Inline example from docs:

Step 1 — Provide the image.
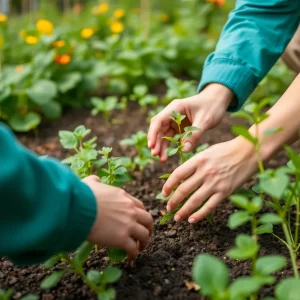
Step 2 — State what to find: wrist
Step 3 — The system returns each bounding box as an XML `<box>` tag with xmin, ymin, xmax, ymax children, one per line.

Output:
<box><xmin>202</xmin><ymin>83</ymin><xmax>235</xmax><ymax>109</ymax></box>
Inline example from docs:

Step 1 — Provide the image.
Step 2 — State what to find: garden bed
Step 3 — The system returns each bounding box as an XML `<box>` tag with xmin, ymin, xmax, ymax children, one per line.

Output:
<box><xmin>0</xmin><ymin>103</ymin><xmax>298</xmax><ymax>300</ymax></box>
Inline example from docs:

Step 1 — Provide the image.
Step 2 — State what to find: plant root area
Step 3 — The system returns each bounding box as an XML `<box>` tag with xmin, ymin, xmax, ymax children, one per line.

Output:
<box><xmin>1</xmin><ymin>104</ymin><xmax>299</xmax><ymax>300</ymax></box>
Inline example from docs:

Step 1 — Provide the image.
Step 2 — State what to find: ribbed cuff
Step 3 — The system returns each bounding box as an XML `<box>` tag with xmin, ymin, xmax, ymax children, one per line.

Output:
<box><xmin>62</xmin><ymin>178</ymin><xmax>97</xmax><ymax>252</ymax></box>
<box><xmin>198</xmin><ymin>58</ymin><xmax>258</xmax><ymax>112</ymax></box>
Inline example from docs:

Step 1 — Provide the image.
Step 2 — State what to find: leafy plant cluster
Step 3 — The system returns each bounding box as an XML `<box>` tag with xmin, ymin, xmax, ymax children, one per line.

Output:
<box><xmin>36</xmin><ymin>125</ymin><xmax>131</xmax><ymax>300</ymax></box>
<box><xmin>192</xmin><ymin>100</ymin><xmax>300</xmax><ymax>299</ymax></box>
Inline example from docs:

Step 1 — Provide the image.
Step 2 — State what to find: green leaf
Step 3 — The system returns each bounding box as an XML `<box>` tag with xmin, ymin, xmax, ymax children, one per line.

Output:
<box><xmin>264</xmin><ymin>127</ymin><xmax>283</xmax><ymax>136</ymax></box>
<box><xmin>113</xmin><ymin>167</ymin><xmax>128</xmax><ymax>175</ymax></box>
<box><xmin>101</xmin><ymin>267</ymin><xmax>122</xmax><ymax>284</ymax></box>
<box><xmin>108</xmin><ymin>248</ymin><xmax>127</xmax><ymax>263</ymax></box>
<box><xmin>74</xmin><ymin>125</ymin><xmax>91</xmax><ymax>138</ymax></box>
<box><xmin>71</xmin><ymin>159</ymin><xmax>85</xmax><ymax>171</ymax></box>
<box><xmin>42</xmin><ymin>101</ymin><xmax>62</xmax><ymax>119</ymax></box>
<box><xmin>73</xmin><ymin>241</ymin><xmax>93</xmax><ymax>267</ymax></box>
<box><xmin>163</xmin><ymin>136</ymin><xmax>178</xmax><ymax>144</ymax></box>
<box><xmin>156</xmin><ymin>192</ymin><xmax>172</xmax><ymax>202</ymax></box>
<box><xmin>227</xmin><ymin>234</ymin><xmax>259</xmax><ymax>260</ymax></box>
<box><xmin>160</xmin><ymin>210</ymin><xmax>176</xmax><ymax>224</ymax></box>
<box><xmin>40</xmin><ymin>271</ymin><xmax>65</xmax><ymax>289</ymax></box>
<box><xmin>0</xmin><ymin>289</ymin><xmax>13</xmax><ymax>300</ymax></box>
<box><xmin>0</xmin><ymin>85</ymin><xmax>11</xmax><ymax>102</ymax></box>
<box><xmin>59</xmin><ymin>131</ymin><xmax>78</xmax><ymax>149</ymax></box>
<box><xmin>229</xmin><ymin>277</ymin><xmax>262</xmax><ymax>299</ymax></box>
<box><xmin>231</xmin><ymin>111</ymin><xmax>253</xmax><ymax>123</ymax></box>
<box><xmin>255</xmin><ymin>255</ymin><xmax>286</xmax><ymax>275</ymax></box>
<box><xmin>260</xmin><ymin>170</ymin><xmax>289</xmax><ymax>199</ymax></box>
<box><xmin>228</xmin><ymin>211</ymin><xmax>251</xmax><ymax>229</ymax></box>
<box><xmin>20</xmin><ymin>295</ymin><xmax>39</xmax><ymax>300</ymax></box>
<box><xmin>121</xmin><ymin>138</ymin><xmax>135</xmax><ymax>146</ymax></box>
<box><xmin>259</xmin><ymin>213</ymin><xmax>282</xmax><ymax>225</ymax></box>
<box><xmin>231</xmin><ymin>125</ymin><xmax>257</xmax><ymax>145</ymax></box>
<box><xmin>9</xmin><ymin>112</ymin><xmax>41</xmax><ymax>132</ymax></box>
<box><xmin>44</xmin><ymin>254</ymin><xmax>62</xmax><ymax>269</ymax></box>
<box><xmin>285</xmin><ymin>146</ymin><xmax>300</xmax><ymax>170</ymax></box>
<box><xmin>255</xmin><ymin>224</ymin><xmax>273</xmax><ymax>235</ymax></box>
<box><xmin>275</xmin><ymin>278</ymin><xmax>300</xmax><ymax>300</ymax></box>
<box><xmin>159</xmin><ymin>174</ymin><xmax>171</xmax><ymax>179</ymax></box>
<box><xmin>57</xmin><ymin>72</ymin><xmax>82</xmax><ymax>93</ymax></box>
<box><xmin>165</xmin><ymin>147</ymin><xmax>178</xmax><ymax>157</ymax></box>
<box><xmin>248</xmin><ymin>196</ymin><xmax>263</xmax><ymax>214</ymax></box>
<box><xmin>192</xmin><ymin>254</ymin><xmax>229</xmax><ymax>297</ymax></box>
<box><xmin>195</xmin><ymin>144</ymin><xmax>209</xmax><ymax>153</ymax></box>
<box><xmin>184</xmin><ymin>126</ymin><xmax>201</xmax><ymax>132</ymax></box>
<box><xmin>133</xmin><ymin>85</ymin><xmax>148</xmax><ymax>97</ymax></box>
<box><xmin>87</xmin><ymin>270</ymin><xmax>102</xmax><ymax>285</ymax></box>
<box><xmin>97</xmin><ymin>288</ymin><xmax>116</xmax><ymax>300</ymax></box>
<box><xmin>230</xmin><ymin>195</ymin><xmax>249</xmax><ymax>210</ymax></box>
<box><xmin>27</xmin><ymin>80</ymin><xmax>57</xmax><ymax>105</ymax></box>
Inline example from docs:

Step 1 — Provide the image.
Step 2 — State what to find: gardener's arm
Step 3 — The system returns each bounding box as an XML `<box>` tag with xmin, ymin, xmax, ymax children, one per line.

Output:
<box><xmin>148</xmin><ymin>0</ymin><xmax>300</xmax><ymax>158</ymax></box>
<box><xmin>0</xmin><ymin>125</ymin><xmax>152</xmax><ymax>265</ymax></box>
<box><xmin>164</xmin><ymin>74</ymin><xmax>300</xmax><ymax>223</ymax></box>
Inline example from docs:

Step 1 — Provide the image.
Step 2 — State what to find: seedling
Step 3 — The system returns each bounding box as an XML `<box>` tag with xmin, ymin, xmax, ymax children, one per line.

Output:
<box><xmin>121</xmin><ymin>130</ymin><xmax>157</xmax><ymax>171</ymax></box>
<box><xmin>91</xmin><ymin>96</ymin><xmax>124</xmax><ymax>121</ymax></box>
<box><xmin>129</xmin><ymin>85</ymin><xmax>158</xmax><ymax>108</ymax></box>
<box><xmin>0</xmin><ymin>290</ymin><xmax>38</xmax><ymax>300</ymax></box>
<box><xmin>41</xmin><ymin>126</ymin><xmax>130</xmax><ymax>299</ymax></box>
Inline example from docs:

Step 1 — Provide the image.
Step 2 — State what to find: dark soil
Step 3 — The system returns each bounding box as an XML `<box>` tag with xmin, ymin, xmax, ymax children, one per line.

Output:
<box><xmin>0</xmin><ymin>103</ymin><xmax>299</xmax><ymax>300</ymax></box>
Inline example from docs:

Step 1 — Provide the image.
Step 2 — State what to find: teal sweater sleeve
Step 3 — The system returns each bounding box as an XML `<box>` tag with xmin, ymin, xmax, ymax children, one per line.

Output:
<box><xmin>198</xmin><ymin>0</ymin><xmax>300</xmax><ymax>111</ymax></box>
<box><xmin>0</xmin><ymin>124</ymin><xmax>97</xmax><ymax>265</ymax></box>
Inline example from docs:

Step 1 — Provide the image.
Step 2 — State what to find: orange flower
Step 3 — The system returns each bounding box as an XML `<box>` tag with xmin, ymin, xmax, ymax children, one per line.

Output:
<box><xmin>15</xmin><ymin>65</ymin><xmax>24</xmax><ymax>72</ymax></box>
<box><xmin>206</xmin><ymin>0</ymin><xmax>225</xmax><ymax>7</ymax></box>
<box><xmin>54</xmin><ymin>54</ymin><xmax>71</xmax><ymax>65</ymax></box>
<box><xmin>53</xmin><ymin>40</ymin><xmax>66</xmax><ymax>48</ymax></box>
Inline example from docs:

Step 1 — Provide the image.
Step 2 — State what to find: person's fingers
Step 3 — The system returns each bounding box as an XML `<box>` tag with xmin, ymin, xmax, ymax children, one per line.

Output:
<box><xmin>167</xmin><ymin>175</ymin><xmax>201</xmax><ymax>212</ymax></box>
<box><xmin>126</xmin><ymin>194</ymin><xmax>146</xmax><ymax>211</ymax></box>
<box><xmin>162</xmin><ymin>161</ymin><xmax>197</xmax><ymax>197</ymax></box>
<box><xmin>136</xmin><ymin>208</ymin><xmax>153</xmax><ymax>236</ymax></box>
<box><xmin>188</xmin><ymin>193</ymin><xmax>224</xmax><ymax>223</ymax></box>
<box><xmin>182</xmin><ymin>116</ymin><xmax>204</xmax><ymax>152</ymax></box>
<box><xmin>174</xmin><ymin>184</ymin><xmax>213</xmax><ymax>222</ymax></box>
<box><xmin>131</xmin><ymin>224</ymin><xmax>150</xmax><ymax>252</ymax></box>
<box><xmin>123</xmin><ymin>238</ymin><xmax>139</xmax><ymax>261</ymax></box>
<box><xmin>82</xmin><ymin>175</ymin><xmax>101</xmax><ymax>183</ymax></box>
<box><xmin>151</xmin><ymin>132</ymin><xmax>163</xmax><ymax>156</ymax></box>
<box><xmin>160</xmin><ymin>128</ymin><xmax>175</xmax><ymax>162</ymax></box>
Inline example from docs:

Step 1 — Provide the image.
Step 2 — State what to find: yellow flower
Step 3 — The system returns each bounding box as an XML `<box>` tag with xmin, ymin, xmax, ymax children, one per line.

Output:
<box><xmin>25</xmin><ymin>35</ymin><xmax>39</xmax><ymax>45</ymax></box>
<box><xmin>206</xmin><ymin>0</ymin><xmax>225</xmax><ymax>7</ymax></box>
<box><xmin>36</xmin><ymin>19</ymin><xmax>54</xmax><ymax>35</ymax></box>
<box><xmin>55</xmin><ymin>54</ymin><xmax>71</xmax><ymax>65</ymax></box>
<box><xmin>113</xmin><ymin>9</ymin><xmax>125</xmax><ymax>19</ymax></box>
<box><xmin>19</xmin><ymin>30</ymin><xmax>26</xmax><ymax>37</ymax></box>
<box><xmin>110</xmin><ymin>21</ymin><xmax>124</xmax><ymax>34</ymax></box>
<box><xmin>0</xmin><ymin>13</ymin><xmax>7</xmax><ymax>22</ymax></box>
<box><xmin>92</xmin><ymin>3</ymin><xmax>109</xmax><ymax>15</ymax></box>
<box><xmin>15</xmin><ymin>65</ymin><xmax>24</xmax><ymax>72</ymax></box>
<box><xmin>53</xmin><ymin>40</ymin><xmax>66</xmax><ymax>48</ymax></box>
<box><xmin>161</xmin><ymin>13</ymin><xmax>169</xmax><ymax>22</ymax></box>
<box><xmin>81</xmin><ymin>28</ymin><xmax>94</xmax><ymax>39</ymax></box>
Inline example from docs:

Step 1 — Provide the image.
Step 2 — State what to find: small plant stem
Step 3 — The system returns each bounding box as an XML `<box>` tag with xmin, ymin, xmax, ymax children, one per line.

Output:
<box><xmin>108</xmin><ymin>159</ymin><xmax>113</xmax><ymax>185</ymax></box>
<box><xmin>294</xmin><ymin>174</ymin><xmax>300</xmax><ymax>246</ymax></box>
<box><xmin>282</xmin><ymin>222</ymin><xmax>299</xmax><ymax>278</ymax></box>
<box><xmin>271</xmin><ymin>233</ymin><xmax>290</xmax><ymax>248</ymax></box>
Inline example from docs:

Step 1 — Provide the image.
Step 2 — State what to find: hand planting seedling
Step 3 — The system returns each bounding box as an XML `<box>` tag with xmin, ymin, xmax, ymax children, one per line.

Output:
<box><xmin>156</xmin><ymin>111</ymin><xmax>211</xmax><ymax>224</ymax></box>
<box><xmin>121</xmin><ymin>130</ymin><xmax>157</xmax><ymax>171</ymax></box>
<box><xmin>91</xmin><ymin>96</ymin><xmax>125</xmax><ymax>121</ymax></box>
<box><xmin>41</xmin><ymin>126</ymin><xmax>131</xmax><ymax>299</ymax></box>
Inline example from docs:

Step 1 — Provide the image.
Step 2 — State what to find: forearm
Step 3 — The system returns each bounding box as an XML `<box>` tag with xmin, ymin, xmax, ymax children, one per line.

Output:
<box><xmin>0</xmin><ymin>125</ymin><xmax>97</xmax><ymax>265</ymax></box>
<box><xmin>237</xmin><ymin>75</ymin><xmax>300</xmax><ymax>163</ymax></box>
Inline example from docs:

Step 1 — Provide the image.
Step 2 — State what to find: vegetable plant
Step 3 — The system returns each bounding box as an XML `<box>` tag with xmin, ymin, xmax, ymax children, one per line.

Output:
<box><xmin>40</xmin><ymin>126</ymin><xmax>131</xmax><ymax>299</ymax></box>
<box><xmin>121</xmin><ymin>130</ymin><xmax>157</xmax><ymax>171</ymax></box>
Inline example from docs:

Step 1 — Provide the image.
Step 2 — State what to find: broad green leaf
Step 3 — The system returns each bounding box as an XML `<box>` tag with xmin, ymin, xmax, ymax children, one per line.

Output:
<box><xmin>27</xmin><ymin>80</ymin><xmax>57</xmax><ymax>105</ymax></box>
<box><xmin>44</xmin><ymin>254</ymin><xmax>62</xmax><ymax>269</ymax></box>
<box><xmin>74</xmin><ymin>125</ymin><xmax>91</xmax><ymax>138</ymax></box>
<box><xmin>101</xmin><ymin>267</ymin><xmax>122</xmax><ymax>284</ymax></box>
<box><xmin>165</xmin><ymin>147</ymin><xmax>178</xmax><ymax>157</ymax></box>
<box><xmin>71</xmin><ymin>159</ymin><xmax>85</xmax><ymax>171</ymax></box>
<box><xmin>73</xmin><ymin>241</ymin><xmax>93</xmax><ymax>267</ymax></box>
<box><xmin>255</xmin><ymin>224</ymin><xmax>273</xmax><ymax>235</ymax></box>
<box><xmin>9</xmin><ymin>112</ymin><xmax>41</xmax><ymax>132</ymax></box>
<box><xmin>230</xmin><ymin>195</ymin><xmax>249</xmax><ymax>210</ymax></box>
<box><xmin>40</xmin><ymin>271</ymin><xmax>65</xmax><ymax>289</ymax></box>
<box><xmin>192</xmin><ymin>254</ymin><xmax>229</xmax><ymax>297</ymax></box>
<box><xmin>229</xmin><ymin>277</ymin><xmax>262</xmax><ymax>300</ymax></box>
<box><xmin>228</xmin><ymin>211</ymin><xmax>251</xmax><ymax>229</ymax></box>
<box><xmin>42</xmin><ymin>101</ymin><xmax>62</xmax><ymax>119</ymax></box>
<box><xmin>260</xmin><ymin>170</ymin><xmax>289</xmax><ymax>199</ymax></box>
<box><xmin>20</xmin><ymin>295</ymin><xmax>39</xmax><ymax>300</ymax></box>
<box><xmin>255</xmin><ymin>255</ymin><xmax>286</xmax><ymax>275</ymax></box>
<box><xmin>57</xmin><ymin>72</ymin><xmax>82</xmax><ymax>93</ymax></box>
<box><xmin>113</xmin><ymin>167</ymin><xmax>128</xmax><ymax>175</ymax></box>
<box><xmin>108</xmin><ymin>248</ymin><xmax>127</xmax><ymax>263</ymax></box>
<box><xmin>87</xmin><ymin>270</ymin><xmax>102</xmax><ymax>285</ymax></box>
<box><xmin>97</xmin><ymin>288</ymin><xmax>116</xmax><ymax>300</ymax></box>
<box><xmin>248</xmin><ymin>196</ymin><xmax>263</xmax><ymax>214</ymax></box>
<box><xmin>231</xmin><ymin>111</ymin><xmax>253</xmax><ymax>123</ymax></box>
<box><xmin>231</xmin><ymin>125</ymin><xmax>257</xmax><ymax>145</ymax></box>
<box><xmin>59</xmin><ymin>131</ymin><xmax>78</xmax><ymax>149</ymax></box>
<box><xmin>275</xmin><ymin>278</ymin><xmax>300</xmax><ymax>300</ymax></box>
<box><xmin>259</xmin><ymin>213</ymin><xmax>282</xmax><ymax>225</ymax></box>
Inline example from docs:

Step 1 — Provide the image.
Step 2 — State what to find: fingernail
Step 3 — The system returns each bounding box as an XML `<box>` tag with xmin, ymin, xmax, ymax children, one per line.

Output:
<box><xmin>166</xmin><ymin>205</ymin><xmax>170</xmax><ymax>212</ymax></box>
<box><xmin>189</xmin><ymin>217</ymin><xmax>196</xmax><ymax>224</ymax></box>
<box><xmin>162</xmin><ymin>190</ymin><xmax>167</xmax><ymax>197</ymax></box>
<box><xmin>183</xmin><ymin>142</ymin><xmax>192</xmax><ymax>152</ymax></box>
<box><xmin>174</xmin><ymin>215</ymin><xmax>181</xmax><ymax>222</ymax></box>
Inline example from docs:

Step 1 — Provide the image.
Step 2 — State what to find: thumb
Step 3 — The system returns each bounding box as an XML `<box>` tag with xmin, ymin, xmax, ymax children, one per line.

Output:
<box><xmin>182</xmin><ymin>119</ymin><xmax>204</xmax><ymax>152</ymax></box>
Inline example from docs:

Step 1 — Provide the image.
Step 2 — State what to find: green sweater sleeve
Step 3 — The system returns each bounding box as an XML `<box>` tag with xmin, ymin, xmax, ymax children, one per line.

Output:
<box><xmin>0</xmin><ymin>124</ymin><xmax>97</xmax><ymax>265</ymax></box>
<box><xmin>198</xmin><ymin>0</ymin><xmax>300</xmax><ymax>111</ymax></box>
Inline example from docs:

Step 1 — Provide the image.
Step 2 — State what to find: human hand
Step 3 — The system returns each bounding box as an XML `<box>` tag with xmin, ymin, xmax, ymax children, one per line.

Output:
<box><xmin>148</xmin><ymin>83</ymin><xmax>234</xmax><ymax>162</ymax></box>
<box><xmin>162</xmin><ymin>138</ymin><xmax>258</xmax><ymax>223</ymax></box>
<box><xmin>83</xmin><ymin>176</ymin><xmax>153</xmax><ymax>260</ymax></box>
